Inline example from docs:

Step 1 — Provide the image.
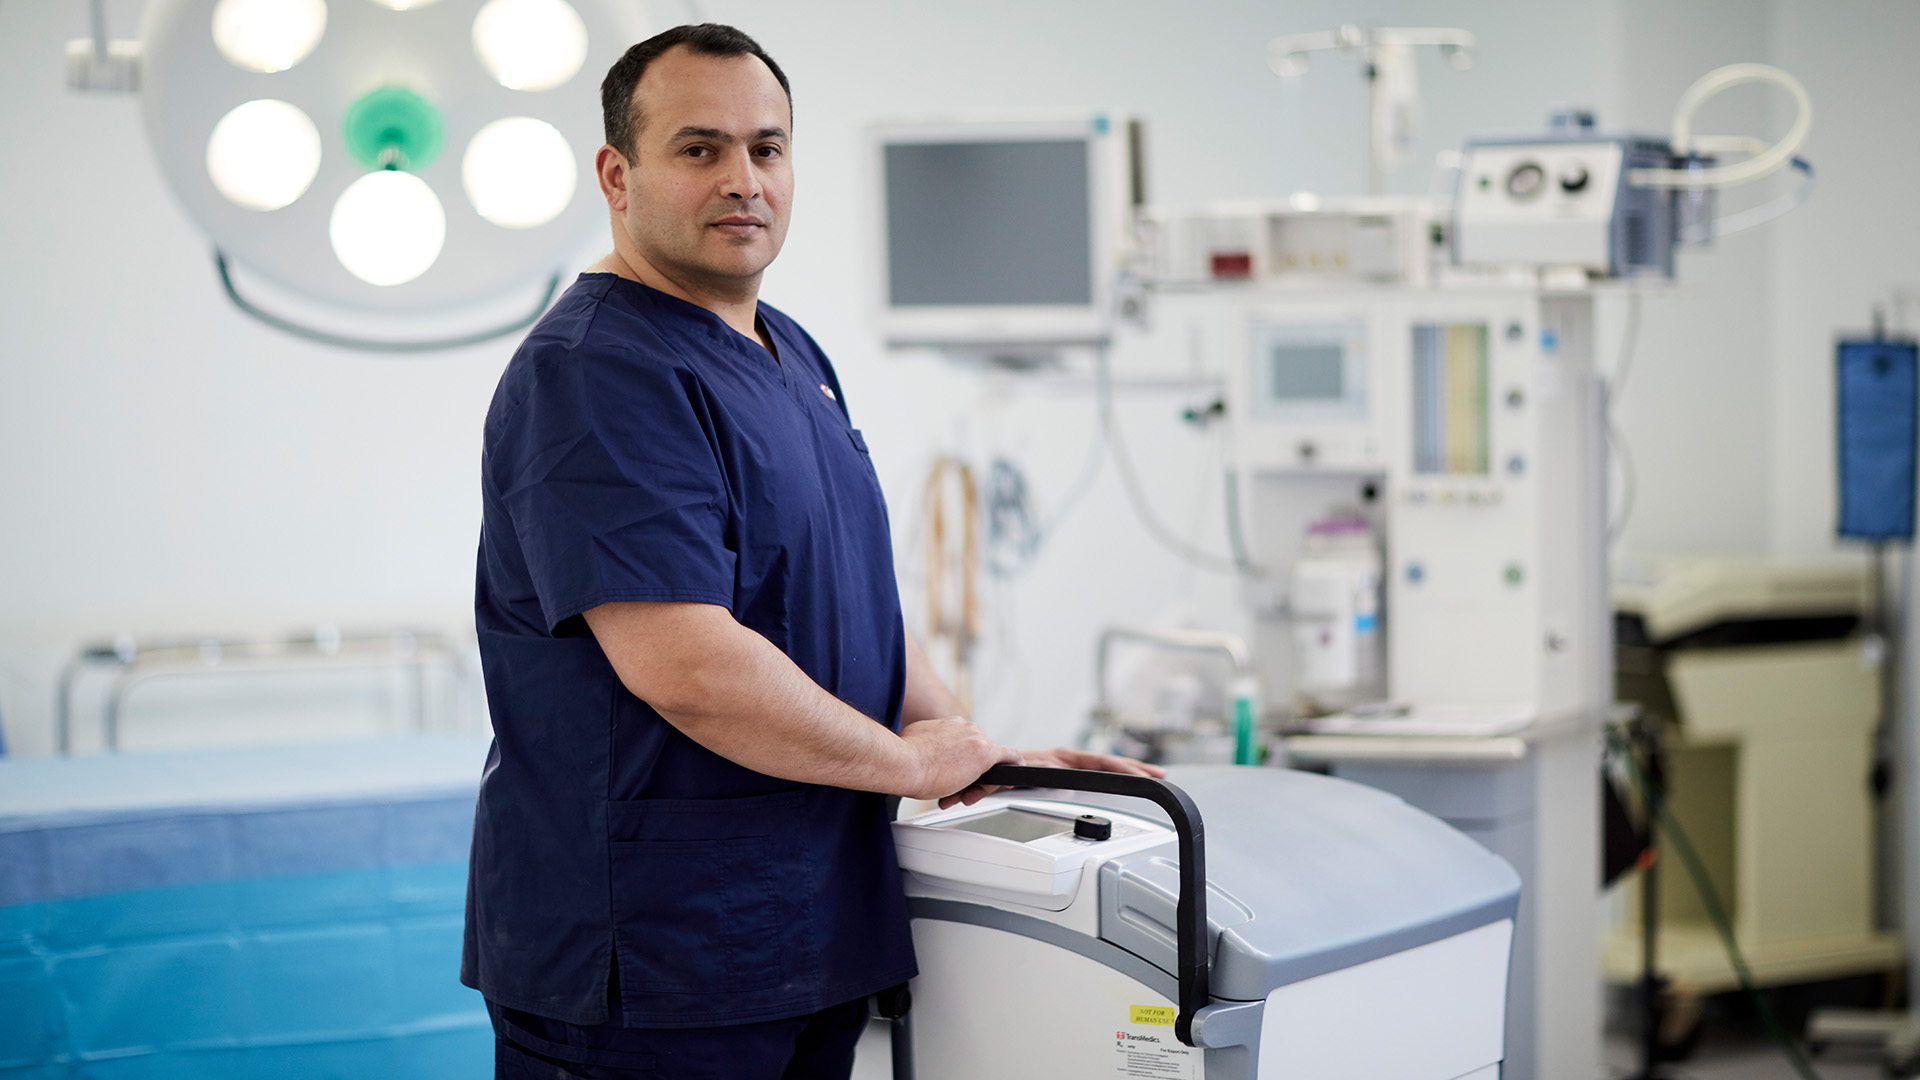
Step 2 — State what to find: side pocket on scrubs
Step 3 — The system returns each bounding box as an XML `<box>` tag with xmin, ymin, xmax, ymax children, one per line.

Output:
<box><xmin>610</xmin><ymin>837</ymin><xmax>785</xmax><ymax>995</ymax></box>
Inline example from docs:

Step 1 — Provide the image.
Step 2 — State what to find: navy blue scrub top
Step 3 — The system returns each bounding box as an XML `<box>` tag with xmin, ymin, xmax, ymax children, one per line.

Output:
<box><xmin>462</xmin><ymin>274</ymin><xmax>916</xmax><ymax>1028</ymax></box>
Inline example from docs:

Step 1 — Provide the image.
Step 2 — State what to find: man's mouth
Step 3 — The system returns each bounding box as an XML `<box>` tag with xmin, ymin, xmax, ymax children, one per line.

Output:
<box><xmin>710</xmin><ymin>216</ymin><xmax>765</xmax><ymax>234</ymax></box>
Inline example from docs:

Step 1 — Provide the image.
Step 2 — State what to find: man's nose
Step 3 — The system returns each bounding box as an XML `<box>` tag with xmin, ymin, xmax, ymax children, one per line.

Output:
<box><xmin>717</xmin><ymin>145</ymin><xmax>762</xmax><ymax>202</ymax></box>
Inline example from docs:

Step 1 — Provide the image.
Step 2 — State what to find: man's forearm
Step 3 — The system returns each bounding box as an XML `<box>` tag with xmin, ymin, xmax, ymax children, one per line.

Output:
<box><xmin>583</xmin><ymin>602</ymin><xmax>1013</xmax><ymax>799</ymax></box>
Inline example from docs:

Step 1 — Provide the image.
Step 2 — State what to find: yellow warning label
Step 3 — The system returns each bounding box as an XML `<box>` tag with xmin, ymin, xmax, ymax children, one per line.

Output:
<box><xmin>1129</xmin><ymin>1005</ymin><xmax>1176</xmax><ymax>1026</ymax></box>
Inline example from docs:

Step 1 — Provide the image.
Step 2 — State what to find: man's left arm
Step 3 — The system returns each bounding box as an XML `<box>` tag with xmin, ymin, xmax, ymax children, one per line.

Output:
<box><xmin>901</xmin><ymin>623</ymin><xmax>1164</xmax><ymax>779</ymax></box>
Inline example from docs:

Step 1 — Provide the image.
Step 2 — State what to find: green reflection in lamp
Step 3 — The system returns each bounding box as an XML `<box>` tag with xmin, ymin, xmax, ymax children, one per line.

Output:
<box><xmin>333</xmin><ymin>86</ymin><xmax>448</xmax><ymax>286</ymax></box>
<box><xmin>342</xmin><ymin>85</ymin><xmax>445</xmax><ymax>171</ymax></box>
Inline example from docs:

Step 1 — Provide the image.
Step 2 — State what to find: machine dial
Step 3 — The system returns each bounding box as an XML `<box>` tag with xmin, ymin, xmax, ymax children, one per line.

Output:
<box><xmin>1505</xmin><ymin>161</ymin><xmax>1547</xmax><ymax>201</ymax></box>
<box><xmin>1559</xmin><ymin>165</ymin><xmax>1592</xmax><ymax>193</ymax></box>
<box><xmin>1074</xmin><ymin>815</ymin><xmax>1112</xmax><ymax>841</ymax></box>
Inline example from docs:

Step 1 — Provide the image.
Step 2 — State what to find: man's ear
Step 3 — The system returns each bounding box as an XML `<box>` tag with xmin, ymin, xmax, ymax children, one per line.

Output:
<box><xmin>595</xmin><ymin>144</ymin><xmax>629</xmax><ymax>212</ymax></box>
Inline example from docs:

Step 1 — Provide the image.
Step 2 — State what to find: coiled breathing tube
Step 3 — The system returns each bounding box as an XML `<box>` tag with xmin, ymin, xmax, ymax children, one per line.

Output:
<box><xmin>1628</xmin><ymin>62</ymin><xmax>1813</xmax><ymax>190</ymax></box>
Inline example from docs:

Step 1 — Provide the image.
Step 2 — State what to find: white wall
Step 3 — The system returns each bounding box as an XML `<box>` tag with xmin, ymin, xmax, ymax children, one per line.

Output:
<box><xmin>1609</xmin><ymin>0</ymin><xmax>1778</xmax><ymax>556</ymax></box>
<box><xmin>2</xmin><ymin>0</ymin><xmax>1897</xmax><ymax>758</ymax></box>
<box><xmin>1768</xmin><ymin>1</ymin><xmax>1920</xmax><ymax>558</ymax></box>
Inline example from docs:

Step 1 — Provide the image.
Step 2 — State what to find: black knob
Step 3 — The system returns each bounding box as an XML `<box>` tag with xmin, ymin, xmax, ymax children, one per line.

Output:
<box><xmin>1074</xmin><ymin>814</ymin><xmax>1112</xmax><ymax>841</ymax></box>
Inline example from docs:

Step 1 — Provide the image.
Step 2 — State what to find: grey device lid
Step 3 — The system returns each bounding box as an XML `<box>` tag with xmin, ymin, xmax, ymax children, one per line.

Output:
<box><xmin>1044</xmin><ymin>765</ymin><xmax>1520</xmax><ymax>1002</ymax></box>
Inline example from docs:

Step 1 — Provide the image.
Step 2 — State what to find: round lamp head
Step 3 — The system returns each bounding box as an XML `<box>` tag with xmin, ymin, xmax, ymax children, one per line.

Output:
<box><xmin>330</xmin><ymin>169</ymin><xmax>446</xmax><ymax>285</ymax></box>
<box><xmin>211</xmin><ymin>0</ymin><xmax>328</xmax><ymax>73</ymax></box>
<box><xmin>206</xmin><ymin>98</ymin><xmax>323</xmax><ymax>209</ymax></box>
<box><xmin>139</xmin><ymin>0</ymin><xmax>649</xmax><ymax>313</ymax></box>
<box><xmin>472</xmin><ymin>0</ymin><xmax>589</xmax><ymax>91</ymax></box>
<box><xmin>462</xmin><ymin>117</ymin><xmax>576</xmax><ymax>228</ymax></box>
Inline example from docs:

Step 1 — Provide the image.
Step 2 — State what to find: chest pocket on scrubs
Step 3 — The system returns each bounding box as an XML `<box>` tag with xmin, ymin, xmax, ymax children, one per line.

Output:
<box><xmin>846</xmin><ymin>428</ymin><xmax>884</xmax><ymax>498</ymax></box>
<box><xmin>608</xmin><ymin>790</ymin><xmax>814</xmax><ymax>998</ymax></box>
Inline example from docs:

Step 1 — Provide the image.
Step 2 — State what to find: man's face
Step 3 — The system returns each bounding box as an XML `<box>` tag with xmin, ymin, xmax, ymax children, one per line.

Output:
<box><xmin>613</xmin><ymin>47</ymin><xmax>793</xmax><ymax>290</ymax></box>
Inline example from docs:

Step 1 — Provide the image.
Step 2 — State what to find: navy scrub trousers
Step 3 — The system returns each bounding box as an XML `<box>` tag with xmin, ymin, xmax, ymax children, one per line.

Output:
<box><xmin>489</xmin><ymin>998</ymin><xmax>871</xmax><ymax>1080</ymax></box>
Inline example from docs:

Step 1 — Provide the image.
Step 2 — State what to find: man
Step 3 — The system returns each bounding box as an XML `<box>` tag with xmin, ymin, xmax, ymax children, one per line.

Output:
<box><xmin>462</xmin><ymin>23</ymin><xmax>1158</xmax><ymax>1080</ymax></box>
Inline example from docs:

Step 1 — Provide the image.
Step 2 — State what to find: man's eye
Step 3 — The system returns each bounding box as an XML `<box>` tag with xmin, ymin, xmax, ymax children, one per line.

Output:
<box><xmin>754</xmin><ymin>145</ymin><xmax>782</xmax><ymax>158</ymax></box>
<box><xmin>684</xmin><ymin>146</ymin><xmax>711</xmax><ymax>158</ymax></box>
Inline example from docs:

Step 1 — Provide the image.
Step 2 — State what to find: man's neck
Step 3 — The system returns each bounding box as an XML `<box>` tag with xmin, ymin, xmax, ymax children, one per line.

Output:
<box><xmin>591</xmin><ymin>249</ymin><xmax>772</xmax><ymax>353</ymax></box>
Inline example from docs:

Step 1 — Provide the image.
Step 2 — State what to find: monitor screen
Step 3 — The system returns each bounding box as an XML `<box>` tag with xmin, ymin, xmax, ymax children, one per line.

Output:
<box><xmin>1270</xmin><ymin>343</ymin><xmax>1347</xmax><ymax>401</ymax></box>
<box><xmin>934</xmin><ymin>807</ymin><xmax>1075</xmax><ymax>843</ymax></box>
<box><xmin>1249</xmin><ymin>320</ymin><xmax>1369</xmax><ymax>423</ymax></box>
<box><xmin>883</xmin><ymin>139</ymin><xmax>1093</xmax><ymax>308</ymax></box>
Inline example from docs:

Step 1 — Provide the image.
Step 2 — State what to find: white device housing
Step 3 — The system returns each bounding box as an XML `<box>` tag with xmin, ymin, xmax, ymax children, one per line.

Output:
<box><xmin>1148</xmin><ymin>197</ymin><xmax>1438</xmax><ymax>287</ymax></box>
<box><xmin>892</xmin><ymin>799</ymin><xmax>1170</xmax><ymax>910</ymax></box>
<box><xmin>1199</xmin><ymin>286</ymin><xmax>1609</xmax><ymax>724</ymax></box>
<box><xmin>858</xmin><ymin>768</ymin><xmax>1521</xmax><ymax>1080</ymax></box>
<box><xmin>1453</xmin><ymin>134</ymin><xmax>1676</xmax><ymax>278</ymax></box>
<box><xmin>1290</xmin><ymin>526</ymin><xmax>1384</xmax><ymax>697</ymax></box>
<box><xmin>1456</xmin><ymin>142</ymin><xmax>1624</xmax><ymax>271</ymax></box>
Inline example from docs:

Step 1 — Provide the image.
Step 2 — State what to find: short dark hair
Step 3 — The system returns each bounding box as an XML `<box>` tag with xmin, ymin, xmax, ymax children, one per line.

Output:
<box><xmin>600</xmin><ymin>24</ymin><xmax>793</xmax><ymax>159</ymax></box>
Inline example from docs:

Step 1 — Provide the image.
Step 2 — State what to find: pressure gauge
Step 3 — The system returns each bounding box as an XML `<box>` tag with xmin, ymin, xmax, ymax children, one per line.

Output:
<box><xmin>1504</xmin><ymin>161</ymin><xmax>1546</xmax><ymax>201</ymax></box>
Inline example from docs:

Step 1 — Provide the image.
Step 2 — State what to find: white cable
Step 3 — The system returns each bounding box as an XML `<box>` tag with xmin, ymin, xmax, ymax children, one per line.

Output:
<box><xmin>1629</xmin><ymin>63</ymin><xmax>1813</xmax><ymax>190</ymax></box>
<box><xmin>1607</xmin><ymin>292</ymin><xmax>1643</xmax><ymax>545</ymax></box>
<box><xmin>1095</xmin><ymin>346</ymin><xmax>1251</xmax><ymax>576</ymax></box>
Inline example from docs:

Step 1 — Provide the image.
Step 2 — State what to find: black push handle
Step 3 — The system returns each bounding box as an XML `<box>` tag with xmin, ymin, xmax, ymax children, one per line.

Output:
<box><xmin>977</xmin><ymin>765</ymin><xmax>1210</xmax><ymax>1047</ymax></box>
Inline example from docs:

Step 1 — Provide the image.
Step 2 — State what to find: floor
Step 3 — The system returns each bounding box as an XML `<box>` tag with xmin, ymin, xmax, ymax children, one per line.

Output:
<box><xmin>1604</xmin><ymin>1025</ymin><xmax>1894</xmax><ymax>1080</ymax></box>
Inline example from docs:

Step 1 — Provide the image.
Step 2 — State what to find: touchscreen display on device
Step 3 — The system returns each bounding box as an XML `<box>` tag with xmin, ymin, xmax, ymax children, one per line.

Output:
<box><xmin>935</xmin><ymin>808</ymin><xmax>1074</xmax><ymax>843</ymax></box>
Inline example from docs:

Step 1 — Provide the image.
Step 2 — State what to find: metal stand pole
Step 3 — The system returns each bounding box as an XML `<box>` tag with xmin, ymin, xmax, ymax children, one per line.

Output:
<box><xmin>1635</xmin><ymin>715</ymin><xmax>1670</xmax><ymax>1080</ymax></box>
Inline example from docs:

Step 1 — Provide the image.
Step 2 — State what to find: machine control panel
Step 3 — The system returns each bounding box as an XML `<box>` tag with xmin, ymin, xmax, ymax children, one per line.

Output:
<box><xmin>894</xmin><ymin>797</ymin><xmax>1172</xmax><ymax>908</ymax></box>
<box><xmin>1454</xmin><ymin>134</ymin><xmax>1676</xmax><ymax>277</ymax></box>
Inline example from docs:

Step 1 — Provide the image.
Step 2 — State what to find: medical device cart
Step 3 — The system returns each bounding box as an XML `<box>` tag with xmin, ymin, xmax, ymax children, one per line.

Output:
<box><xmin>1609</xmin><ymin>559</ymin><xmax>1896</xmax><ymax>997</ymax></box>
<box><xmin>876</xmin><ymin>764</ymin><xmax>1521</xmax><ymax>1080</ymax></box>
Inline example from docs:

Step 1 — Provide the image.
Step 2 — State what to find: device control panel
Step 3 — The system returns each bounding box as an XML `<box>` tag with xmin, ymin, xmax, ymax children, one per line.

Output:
<box><xmin>893</xmin><ymin>797</ymin><xmax>1173</xmax><ymax>908</ymax></box>
<box><xmin>1455</xmin><ymin>140</ymin><xmax>1625</xmax><ymax>271</ymax></box>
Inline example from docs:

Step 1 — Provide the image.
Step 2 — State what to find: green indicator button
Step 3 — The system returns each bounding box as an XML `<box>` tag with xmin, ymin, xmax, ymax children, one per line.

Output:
<box><xmin>1504</xmin><ymin>563</ymin><xmax>1525</xmax><ymax>586</ymax></box>
<box><xmin>343</xmin><ymin>85</ymin><xmax>445</xmax><ymax>171</ymax></box>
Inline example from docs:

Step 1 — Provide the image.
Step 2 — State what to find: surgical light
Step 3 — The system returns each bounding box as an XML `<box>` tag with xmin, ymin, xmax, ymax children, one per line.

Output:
<box><xmin>131</xmin><ymin>0</ymin><xmax>647</xmax><ymax>348</ymax></box>
<box><xmin>330</xmin><ymin>170</ymin><xmax>447</xmax><ymax>286</ymax></box>
<box><xmin>206</xmin><ymin>98</ymin><xmax>322</xmax><ymax>210</ymax></box>
<box><xmin>472</xmin><ymin>0</ymin><xmax>588</xmax><ymax>91</ymax></box>
<box><xmin>210</xmin><ymin>0</ymin><xmax>326</xmax><ymax>73</ymax></box>
<box><xmin>463</xmin><ymin>117</ymin><xmax>576</xmax><ymax>228</ymax></box>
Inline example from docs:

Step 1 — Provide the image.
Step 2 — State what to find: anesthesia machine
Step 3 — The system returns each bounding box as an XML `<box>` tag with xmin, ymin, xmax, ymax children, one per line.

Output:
<box><xmin>1155</xmin><ymin>63</ymin><xmax>1808</xmax><ymax>1080</ymax></box>
<box><xmin>868</xmin><ymin>48</ymin><xmax>1813</xmax><ymax>1080</ymax></box>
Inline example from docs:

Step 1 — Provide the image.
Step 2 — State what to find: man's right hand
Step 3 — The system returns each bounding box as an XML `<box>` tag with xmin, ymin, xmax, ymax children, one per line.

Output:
<box><xmin>899</xmin><ymin>715</ymin><xmax>1021</xmax><ymax>806</ymax></box>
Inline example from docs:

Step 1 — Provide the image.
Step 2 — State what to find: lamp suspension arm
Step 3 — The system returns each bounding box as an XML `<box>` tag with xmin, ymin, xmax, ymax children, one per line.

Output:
<box><xmin>976</xmin><ymin>764</ymin><xmax>1211</xmax><ymax>1047</ymax></box>
<box><xmin>88</xmin><ymin>0</ymin><xmax>109</xmax><ymax>64</ymax></box>
<box><xmin>215</xmin><ymin>252</ymin><xmax>559</xmax><ymax>353</ymax></box>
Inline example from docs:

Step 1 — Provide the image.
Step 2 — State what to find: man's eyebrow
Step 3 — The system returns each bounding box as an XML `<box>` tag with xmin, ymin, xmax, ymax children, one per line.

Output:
<box><xmin>668</xmin><ymin>126</ymin><xmax>789</xmax><ymax>143</ymax></box>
